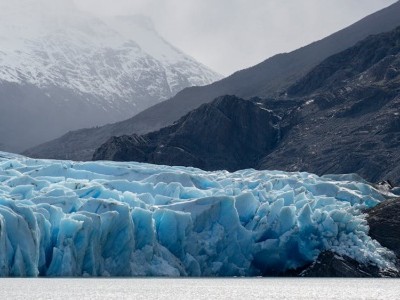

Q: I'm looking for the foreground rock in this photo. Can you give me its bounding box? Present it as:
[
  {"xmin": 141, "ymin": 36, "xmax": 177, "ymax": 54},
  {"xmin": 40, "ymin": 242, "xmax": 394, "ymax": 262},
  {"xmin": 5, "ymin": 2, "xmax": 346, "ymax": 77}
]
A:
[
  {"xmin": 367, "ymin": 198, "xmax": 400, "ymax": 258},
  {"xmin": 299, "ymin": 252, "xmax": 399, "ymax": 277}
]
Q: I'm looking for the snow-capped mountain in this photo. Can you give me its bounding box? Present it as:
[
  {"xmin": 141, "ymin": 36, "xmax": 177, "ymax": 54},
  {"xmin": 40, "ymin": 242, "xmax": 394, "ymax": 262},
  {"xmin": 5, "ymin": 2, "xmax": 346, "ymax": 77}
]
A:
[{"xmin": 0, "ymin": 0, "xmax": 221, "ymax": 152}]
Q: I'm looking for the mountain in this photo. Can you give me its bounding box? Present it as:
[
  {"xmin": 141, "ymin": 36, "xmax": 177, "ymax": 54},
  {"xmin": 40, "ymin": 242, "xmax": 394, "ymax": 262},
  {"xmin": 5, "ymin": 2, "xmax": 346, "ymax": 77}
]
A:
[
  {"xmin": 93, "ymin": 95, "xmax": 281, "ymax": 171},
  {"xmin": 24, "ymin": 0, "xmax": 400, "ymax": 161},
  {"xmin": 93, "ymin": 26, "xmax": 400, "ymax": 184},
  {"xmin": 0, "ymin": 0, "xmax": 221, "ymax": 152},
  {"xmin": 259, "ymin": 26, "xmax": 400, "ymax": 183}
]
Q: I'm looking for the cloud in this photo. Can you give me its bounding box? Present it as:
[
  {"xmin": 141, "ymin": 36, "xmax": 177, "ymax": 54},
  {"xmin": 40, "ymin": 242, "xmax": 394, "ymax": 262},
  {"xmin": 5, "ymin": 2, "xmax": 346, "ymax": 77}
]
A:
[{"xmin": 74, "ymin": 0, "xmax": 397, "ymax": 75}]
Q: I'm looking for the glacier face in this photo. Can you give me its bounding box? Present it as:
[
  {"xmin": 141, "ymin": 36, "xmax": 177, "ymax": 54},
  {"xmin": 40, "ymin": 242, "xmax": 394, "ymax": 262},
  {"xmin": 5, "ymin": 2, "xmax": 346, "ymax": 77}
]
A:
[{"xmin": 0, "ymin": 152, "xmax": 397, "ymax": 277}]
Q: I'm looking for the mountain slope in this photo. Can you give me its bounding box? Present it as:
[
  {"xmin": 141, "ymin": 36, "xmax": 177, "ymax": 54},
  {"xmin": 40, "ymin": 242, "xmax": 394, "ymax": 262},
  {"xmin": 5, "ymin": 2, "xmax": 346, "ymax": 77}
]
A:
[
  {"xmin": 0, "ymin": 0, "xmax": 221, "ymax": 152},
  {"xmin": 93, "ymin": 26, "xmax": 400, "ymax": 183},
  {"xmin": 259, "ymin": 26, "xmax": 400, "ymax": 183},
  {"xmin": 25, "ymin": 0, "xmax": 400, "ymax": 161},
  {"xmin": 92, "ymin": 96, "xmax": 281, "ymax": 171}
]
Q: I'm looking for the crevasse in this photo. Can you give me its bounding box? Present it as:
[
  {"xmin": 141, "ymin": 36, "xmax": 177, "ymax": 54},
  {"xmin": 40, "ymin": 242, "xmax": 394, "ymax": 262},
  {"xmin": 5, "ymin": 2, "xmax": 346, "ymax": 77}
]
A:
[{"xmin": 0, "ymin": 152, "xmax": 396, "ymax": 276}]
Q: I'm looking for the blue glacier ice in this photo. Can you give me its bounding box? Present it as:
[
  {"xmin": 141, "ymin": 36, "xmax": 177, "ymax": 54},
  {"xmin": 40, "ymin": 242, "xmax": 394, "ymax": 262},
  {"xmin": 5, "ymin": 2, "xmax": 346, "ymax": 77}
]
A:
[{"xmin": 0, "ymin": 151, "xmax": 397, "ymax": 276}]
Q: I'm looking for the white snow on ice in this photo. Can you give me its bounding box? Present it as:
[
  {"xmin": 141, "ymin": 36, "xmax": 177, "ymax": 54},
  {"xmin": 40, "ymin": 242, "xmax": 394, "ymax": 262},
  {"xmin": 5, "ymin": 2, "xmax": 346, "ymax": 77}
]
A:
[{"xmin": 0, "ymin": 152, "xmax": 396, "ymax": 277}]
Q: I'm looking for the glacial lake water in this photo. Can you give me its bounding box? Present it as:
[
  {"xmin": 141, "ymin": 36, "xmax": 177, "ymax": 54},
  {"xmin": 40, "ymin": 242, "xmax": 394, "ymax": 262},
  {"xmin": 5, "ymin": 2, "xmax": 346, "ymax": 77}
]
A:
[{"xmin": 0, "ymin": 278, "xmax": 399, "ymax": 299}]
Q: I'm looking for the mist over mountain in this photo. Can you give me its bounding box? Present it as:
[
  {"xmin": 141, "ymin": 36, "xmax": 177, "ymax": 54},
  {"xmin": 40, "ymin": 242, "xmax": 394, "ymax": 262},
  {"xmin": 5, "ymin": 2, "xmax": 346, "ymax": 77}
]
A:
[
  {"xmin": 0, "ymin": 0, "xmax": 221, "ymax": 152},
  {"xmin": 25, "ymin": 1, "xmax": 400, "ymax": 161}
]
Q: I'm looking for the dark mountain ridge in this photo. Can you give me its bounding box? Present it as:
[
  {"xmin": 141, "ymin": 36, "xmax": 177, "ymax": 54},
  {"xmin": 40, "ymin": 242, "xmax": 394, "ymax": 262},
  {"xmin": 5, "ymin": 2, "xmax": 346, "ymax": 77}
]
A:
[
  {"xmin": 259, "ymin": 26, "xmax": 400, "ymax": 183},
  {"xmin": 24, "ymin": 1, "xmax": 400, "ymax": 161},
  {"xmin": 93, "ymin": 95, "xmax": 281, "ymax": 171},
  {"xmin": 288, "ymin": 25, "xmax": 400, "ymax": 96},
  {"xmin": 93, "ymin": 26, "xmax": 400, "ymax": 184}
]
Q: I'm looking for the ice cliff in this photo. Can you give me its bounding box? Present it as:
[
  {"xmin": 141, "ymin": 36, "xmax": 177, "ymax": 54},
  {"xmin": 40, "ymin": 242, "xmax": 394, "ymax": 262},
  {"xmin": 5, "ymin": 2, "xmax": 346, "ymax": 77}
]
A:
[{"xmin": 0, "ymin": 152, "xmax": 397, "ymax": 276}]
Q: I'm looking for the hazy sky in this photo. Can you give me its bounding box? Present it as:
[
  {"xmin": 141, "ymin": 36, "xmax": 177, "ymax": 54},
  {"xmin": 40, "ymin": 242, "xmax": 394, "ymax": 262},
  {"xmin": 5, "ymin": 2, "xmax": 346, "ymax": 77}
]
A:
[{"xmin": 75, "ymin": 0, "xmax": 397, "ymax": 76}]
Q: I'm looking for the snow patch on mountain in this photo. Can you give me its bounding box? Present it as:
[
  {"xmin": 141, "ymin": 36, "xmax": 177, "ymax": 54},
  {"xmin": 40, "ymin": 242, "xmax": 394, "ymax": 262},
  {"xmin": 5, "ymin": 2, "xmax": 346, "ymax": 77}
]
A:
[{"xmin": 0, "ymin": 0, "xmax": 221, "ymax": 109}]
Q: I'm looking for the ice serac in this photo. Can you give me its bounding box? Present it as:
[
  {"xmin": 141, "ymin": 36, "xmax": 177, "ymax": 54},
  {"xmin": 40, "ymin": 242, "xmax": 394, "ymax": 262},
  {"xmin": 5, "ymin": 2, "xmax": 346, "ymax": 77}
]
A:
[{"xmin": 0, "ymin": 152, "xmax": 397, "ymax": 277}]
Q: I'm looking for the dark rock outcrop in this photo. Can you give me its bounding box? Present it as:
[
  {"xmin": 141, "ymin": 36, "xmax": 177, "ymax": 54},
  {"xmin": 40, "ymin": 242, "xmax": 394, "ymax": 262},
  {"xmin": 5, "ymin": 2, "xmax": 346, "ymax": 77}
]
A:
[
  {"xmin": 93, "ymin": 96, "xmax": 281, "ymax": 172},
  {"xmin": 367, "ymin": 198, "xmax": 400, "ymax": 259},
  {"xmin": 299, "ymin": 251, "xmax": 398, "ymax": 277}
]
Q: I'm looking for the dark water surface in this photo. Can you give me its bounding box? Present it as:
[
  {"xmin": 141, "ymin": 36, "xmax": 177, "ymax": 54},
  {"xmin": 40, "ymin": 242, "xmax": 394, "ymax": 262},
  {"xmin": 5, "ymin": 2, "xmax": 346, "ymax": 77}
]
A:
[{"xmin": 0, "ymin": 278, "xmax": 398, "ymax": 299}]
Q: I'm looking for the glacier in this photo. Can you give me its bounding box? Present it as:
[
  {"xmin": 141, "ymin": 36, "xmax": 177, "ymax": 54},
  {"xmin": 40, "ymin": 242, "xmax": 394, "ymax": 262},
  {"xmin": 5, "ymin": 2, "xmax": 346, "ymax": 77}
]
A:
[{"xmin": 0, "ymin": 152, "xmax": 397, "ymax": 277}]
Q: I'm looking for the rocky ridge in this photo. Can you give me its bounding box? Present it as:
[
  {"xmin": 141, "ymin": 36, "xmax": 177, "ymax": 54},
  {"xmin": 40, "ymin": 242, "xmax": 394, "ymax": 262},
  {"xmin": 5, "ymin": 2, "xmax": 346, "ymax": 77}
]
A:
[
  {"xmin": 93, "ymin": 95, "xmax": 281, "ymax": 171},
  {"xmin": 92, "ymin": 27, "xmax": 400, "ymax": 185}
]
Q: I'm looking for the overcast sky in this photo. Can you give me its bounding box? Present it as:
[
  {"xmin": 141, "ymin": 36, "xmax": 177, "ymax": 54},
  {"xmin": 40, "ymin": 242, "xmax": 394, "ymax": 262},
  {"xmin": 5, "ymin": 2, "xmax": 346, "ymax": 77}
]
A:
[{"xmin": 75, "ymin": 0, "xmax": 397, "ymax": 76}]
